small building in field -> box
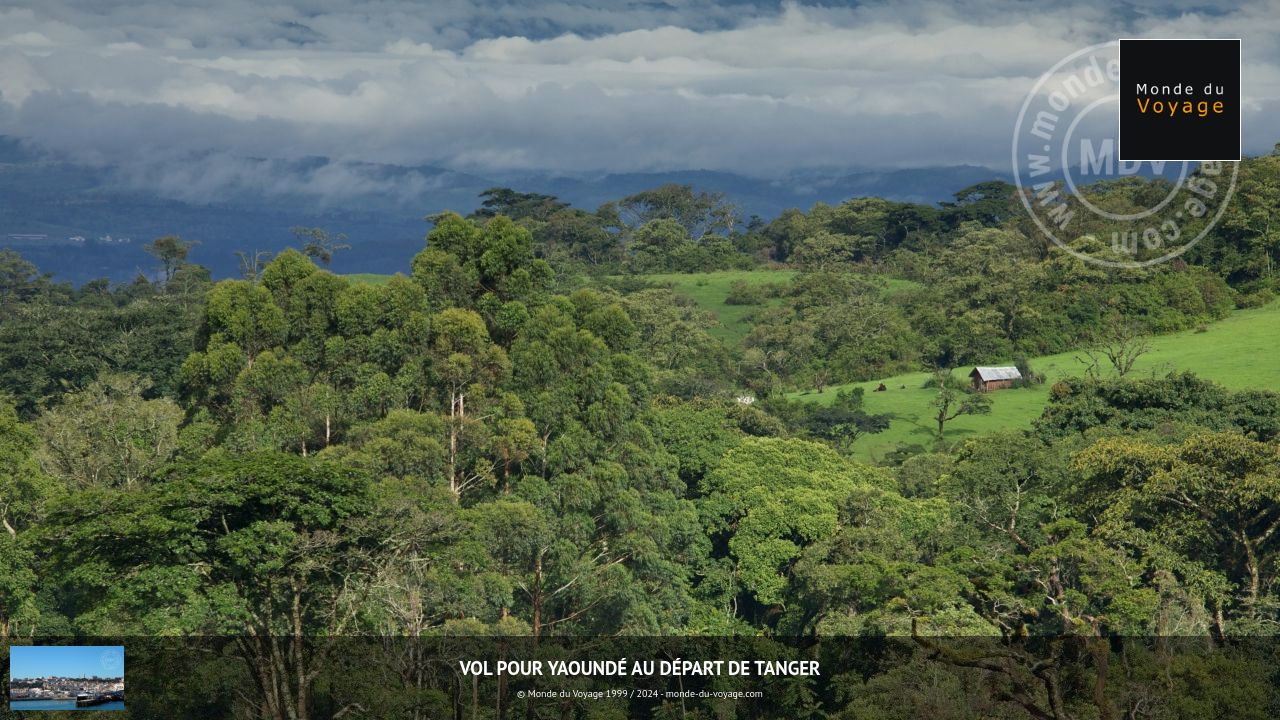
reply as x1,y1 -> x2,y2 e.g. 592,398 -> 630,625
969,366 -> 1022,392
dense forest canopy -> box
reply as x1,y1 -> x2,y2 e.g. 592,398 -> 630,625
3,152 -> 1280,718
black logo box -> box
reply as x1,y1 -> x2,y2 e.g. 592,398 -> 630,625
1119,38 -> 1241,161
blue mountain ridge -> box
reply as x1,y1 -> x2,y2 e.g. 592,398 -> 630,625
0,137 -> 1011,283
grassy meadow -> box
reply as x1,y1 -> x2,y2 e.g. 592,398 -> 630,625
638,270 -> 795,343
792,300 -> 1280,462
638,269 -> 918,344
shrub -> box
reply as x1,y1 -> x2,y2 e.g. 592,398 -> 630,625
1238,288 -> 1276,309
1013,356 -> 1045,387
725,280 -> 768,306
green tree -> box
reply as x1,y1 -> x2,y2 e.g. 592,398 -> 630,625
534,207 -> 617,266
796,388 -> 892,452
0,289 -> 199,419
927,432 -> 1165,720
320,410 -> 446,483
470,187 -> 568,222
0,532 -> 38,641
0,249 -> 45,307
701,437 -> 894,610
760,207 -> 813,261
1036,372 -> 1280,442
47,452 -> 374,719
791,230 -> 864,270
413,213 -> 552,313
36,374 -> 183,489
202,279 -> 287,363
429,308 -> 511,499
626,218 -> 694,273
0,397 -> 50,536
618,288 -> 734,397
939,181 -> 1017,227
144,235 -> 198,282
931,370 -> 992,440
1200,152 -> 1280,283
291,227 -> 351,266
783,483 -> 972,636
615,183 -> 738,239
0,398 -> 49,640
1077,432 -> 1280,632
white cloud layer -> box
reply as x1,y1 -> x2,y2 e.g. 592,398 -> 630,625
2,0 -> 1278,190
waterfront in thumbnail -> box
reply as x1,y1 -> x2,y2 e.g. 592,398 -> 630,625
8,646 -> 124,711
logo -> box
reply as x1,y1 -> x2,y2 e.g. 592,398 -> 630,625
1012,41 -> 1238,268
1119,39 -> 1241,161
99,648 -> 124,673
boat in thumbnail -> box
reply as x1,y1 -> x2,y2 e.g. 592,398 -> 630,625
75,691 -> 124,707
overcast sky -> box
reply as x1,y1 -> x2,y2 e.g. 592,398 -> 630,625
2,0 -> 1279,187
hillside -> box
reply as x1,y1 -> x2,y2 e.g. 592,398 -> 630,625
793,300 -> 1280,462
635,270 -> 920,345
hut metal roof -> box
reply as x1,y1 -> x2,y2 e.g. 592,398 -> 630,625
971,366 -> 1022,381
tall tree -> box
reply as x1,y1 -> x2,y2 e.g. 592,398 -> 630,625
1077,432 -> 1280,631
470,187 -> 568,222
144,235 -> 198,282
201,279 -> 288,363
428,308 -> 511,499
700,437 -> 894,611
291,227 -> 351,267
47,452 -> 375,720
36,374 -> 183,489
0,249 -> 45,308
615,184 -> 738,238
413,213 -> 553,313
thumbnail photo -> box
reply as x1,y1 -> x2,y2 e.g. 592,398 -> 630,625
8,646 -> 125,711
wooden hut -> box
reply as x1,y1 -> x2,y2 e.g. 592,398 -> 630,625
969,366 -> 1022,392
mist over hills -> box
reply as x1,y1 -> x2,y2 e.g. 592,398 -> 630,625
0,136 -> 1006,283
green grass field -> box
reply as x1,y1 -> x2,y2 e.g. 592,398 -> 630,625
792,300 -> 1280,463
640,270 -> 919,344
639,270 -> 796,343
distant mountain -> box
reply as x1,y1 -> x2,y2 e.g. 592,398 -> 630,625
0,138 -> 1006,283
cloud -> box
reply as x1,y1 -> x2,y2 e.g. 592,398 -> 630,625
110,152 -> 465,207
1,0 -> 1277,203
